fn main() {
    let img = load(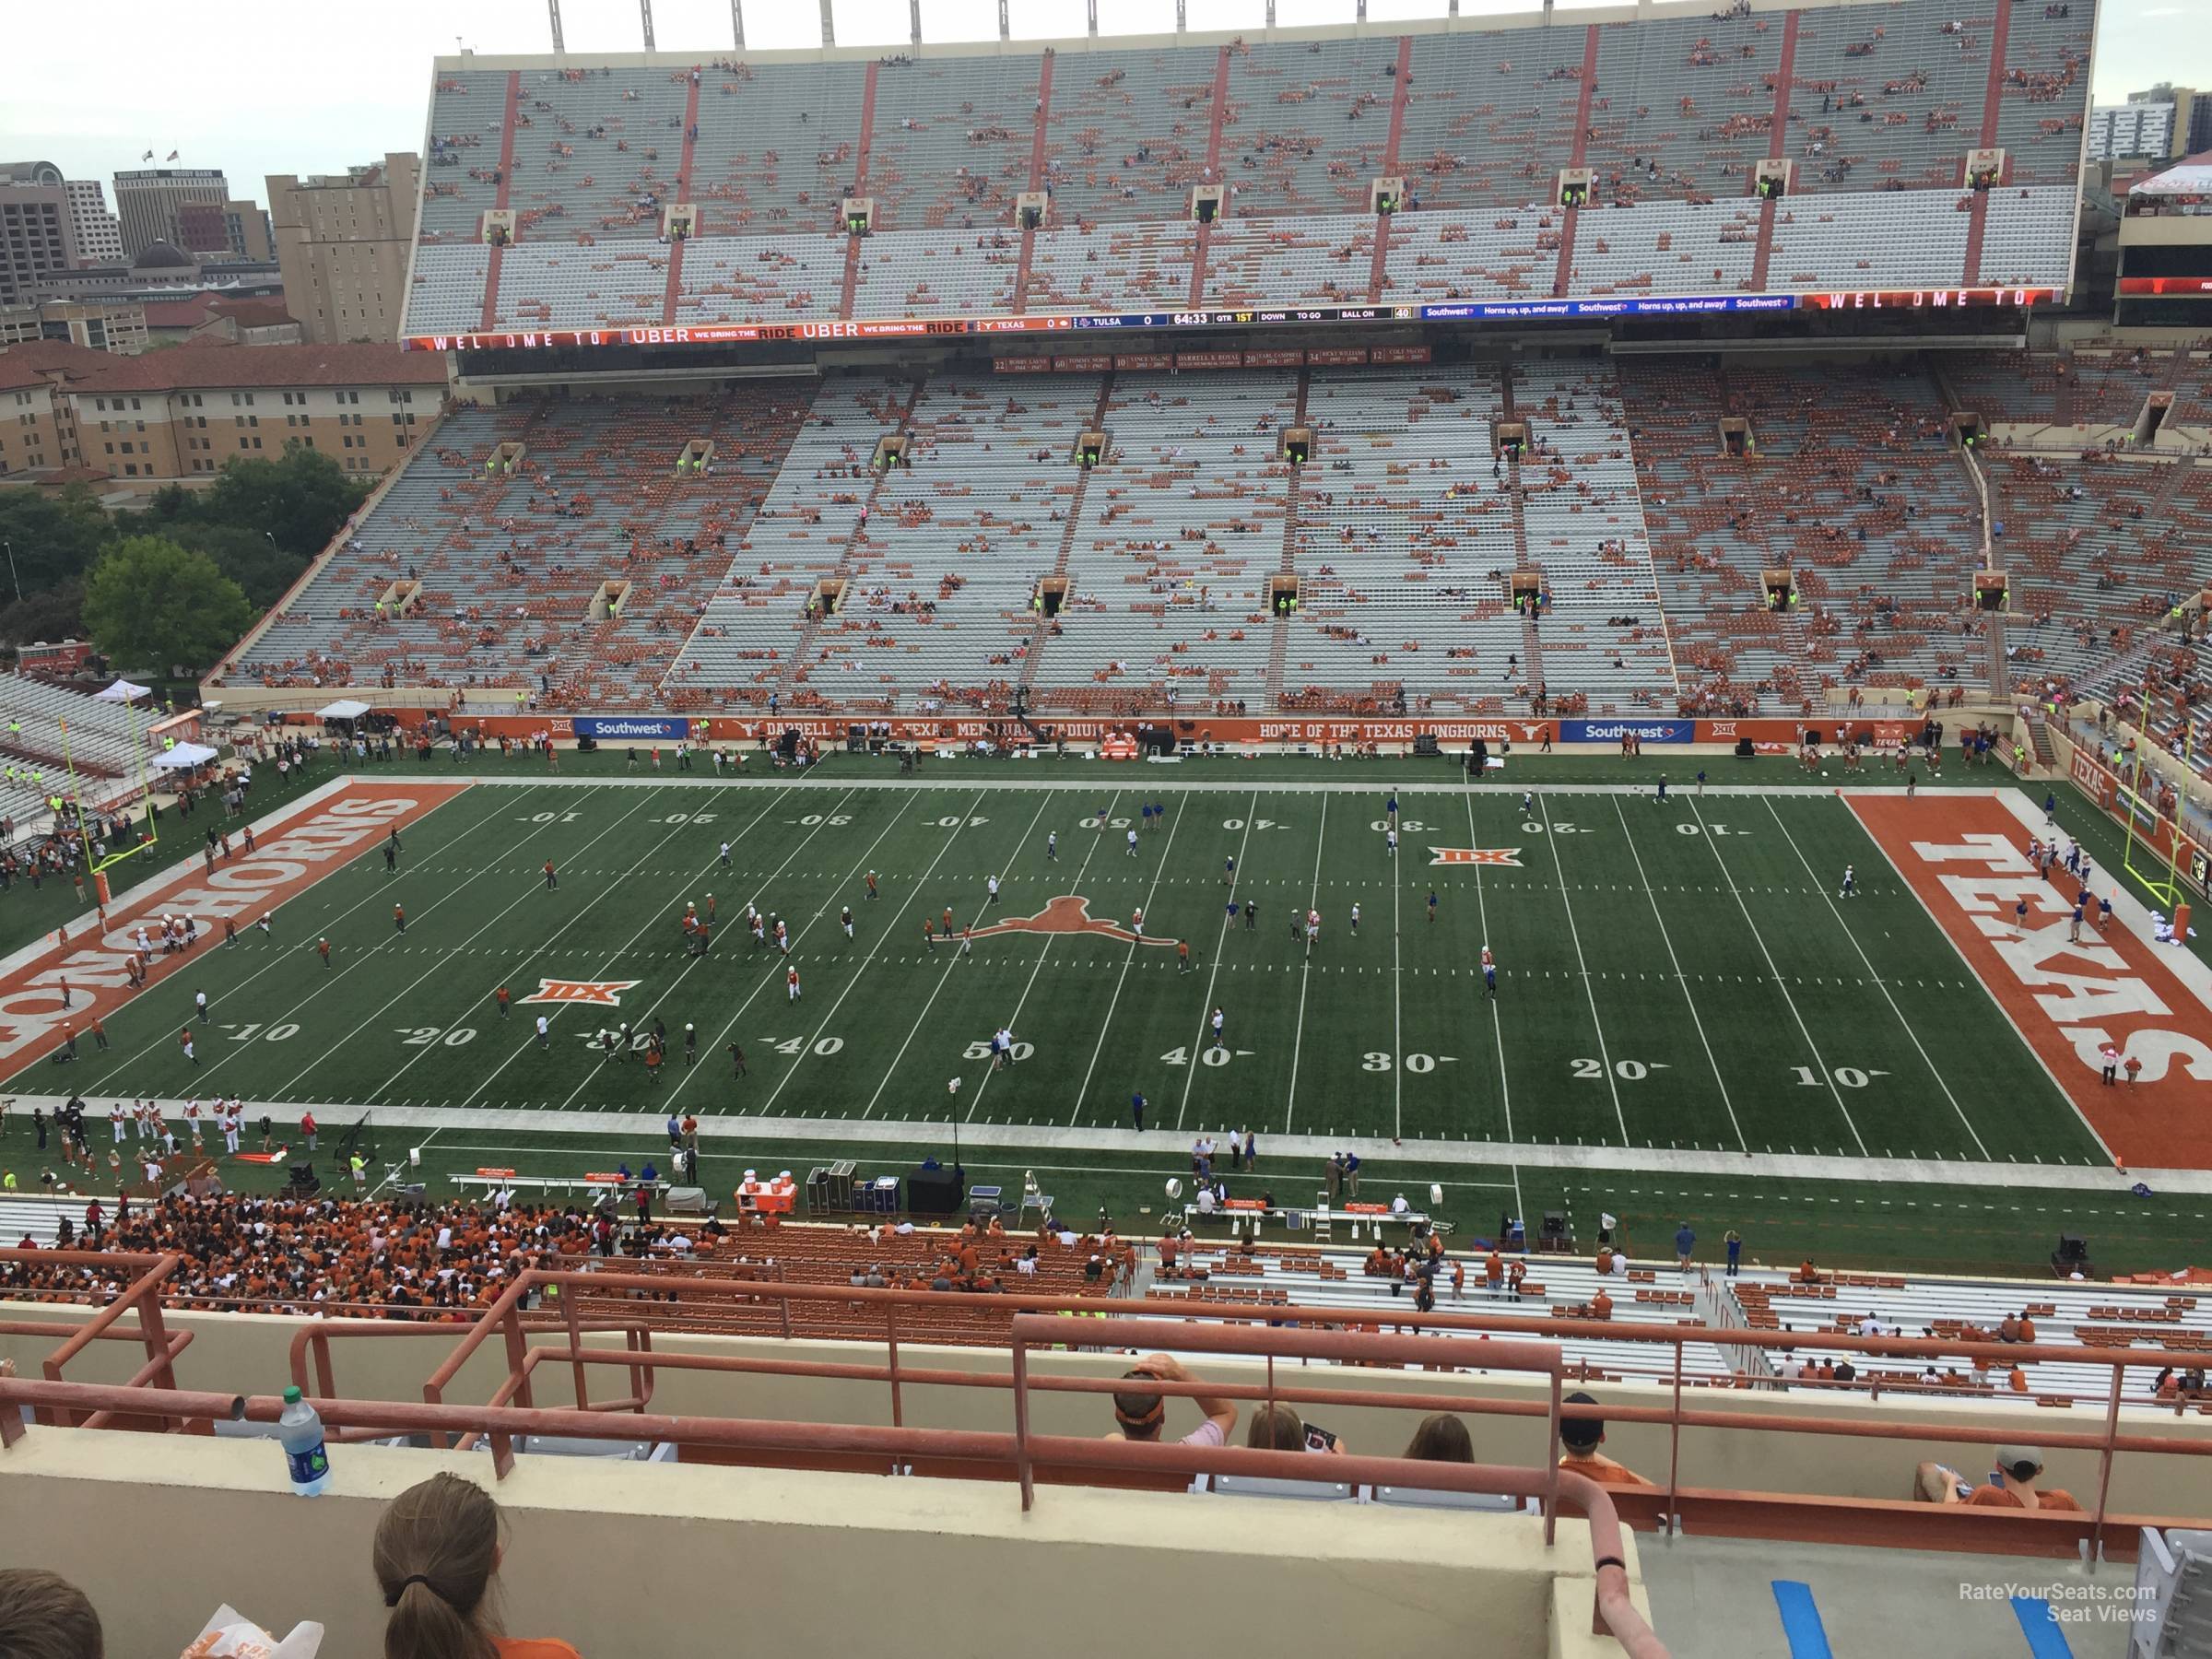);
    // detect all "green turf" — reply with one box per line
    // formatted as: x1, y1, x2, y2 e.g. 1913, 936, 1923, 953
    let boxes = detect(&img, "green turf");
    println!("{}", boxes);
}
9, 775, 2109, 1157
10, 757, 2196, 1278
